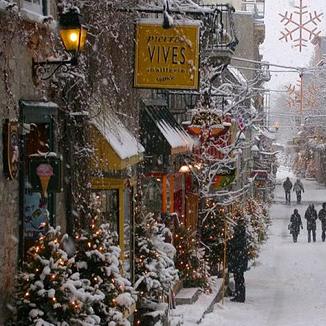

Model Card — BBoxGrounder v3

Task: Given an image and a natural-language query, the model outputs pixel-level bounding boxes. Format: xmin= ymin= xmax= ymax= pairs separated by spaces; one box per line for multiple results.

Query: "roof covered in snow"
xmin=141 ymin=105 xmax=194 ymax=155
xmin=92 ymin=111 xmax=144 ymax=160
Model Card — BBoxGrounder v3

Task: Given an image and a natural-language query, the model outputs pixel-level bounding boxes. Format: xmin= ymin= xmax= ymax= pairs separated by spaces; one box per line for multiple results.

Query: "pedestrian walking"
xmin=289 ymin=209 xmax=303 ymax=242
xmin=228 ymin=216 xmax=249 ymax=303
xmin=293 ymin=178 xmax=304 ymax=204
xmin=318 ymin=203 xmax=326 ymax=242
xmin=304 ymin=203 xmax=318 ymax=243
xmin=283 ymin=177 xmax=293 ymax=204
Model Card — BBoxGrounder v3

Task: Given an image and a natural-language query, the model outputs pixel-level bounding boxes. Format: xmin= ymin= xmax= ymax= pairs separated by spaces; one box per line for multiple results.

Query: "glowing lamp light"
xmin=32 ymin=9 xmax=87 ymax=80
xmin=179 ymin=165 xmax=192 ymax=173
xmin=59 ymin=10 xmax=87 ymax=54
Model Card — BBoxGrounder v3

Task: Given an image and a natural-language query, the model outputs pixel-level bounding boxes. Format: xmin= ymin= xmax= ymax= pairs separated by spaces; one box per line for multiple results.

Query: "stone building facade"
xmin=0 ymin=1 xmax=145 ymax=322
xmin=0 ymin=1 xmax=65 ymax=322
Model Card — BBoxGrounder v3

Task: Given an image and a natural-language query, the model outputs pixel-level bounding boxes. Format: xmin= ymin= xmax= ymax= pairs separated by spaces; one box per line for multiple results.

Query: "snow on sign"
xmin=279 ymin=0 xmax=323 ymax=52
xmin=134 ymin=19 xmax=200 ymax=90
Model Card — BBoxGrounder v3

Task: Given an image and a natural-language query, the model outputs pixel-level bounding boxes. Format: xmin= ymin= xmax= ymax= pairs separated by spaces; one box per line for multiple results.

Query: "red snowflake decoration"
xmin=286 ymin=79 xmax=319 ymax=110
xmin=279 ymin=0 xmax=323 ymax=52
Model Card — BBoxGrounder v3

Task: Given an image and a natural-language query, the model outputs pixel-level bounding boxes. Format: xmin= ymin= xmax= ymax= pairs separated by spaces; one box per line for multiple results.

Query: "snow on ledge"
xmin=0 ymin=1 xmax=57 ymax=29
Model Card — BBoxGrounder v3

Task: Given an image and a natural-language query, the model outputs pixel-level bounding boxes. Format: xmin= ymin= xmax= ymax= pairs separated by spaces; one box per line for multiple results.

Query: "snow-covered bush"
xmin=74 ymin=223 xmax=136 ymax=325
xmin=135 ymin=213 xmax=178 ymax=303
xmin=14 ymin=226 xmax=99 ymax=325
xmin=174 ymin=225 xmax=211 ymax=291
xmin=245 ymin=198 xmax=270 ymax=261
xmin=13 ymin=224 xmax=135 ymax=325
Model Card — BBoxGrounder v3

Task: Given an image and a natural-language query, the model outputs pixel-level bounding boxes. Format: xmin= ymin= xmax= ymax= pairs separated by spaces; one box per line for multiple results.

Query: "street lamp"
xmin=59 ymin=10 xmax=87 ymax=54
xmin=32 ymin=9 xmax=87 ymax=81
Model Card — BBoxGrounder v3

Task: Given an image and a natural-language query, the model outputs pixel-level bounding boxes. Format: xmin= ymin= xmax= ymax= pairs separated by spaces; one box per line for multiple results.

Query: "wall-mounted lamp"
xmin=32 ymin=9 xmax=87 ymax=81
xmin=179 ymin=165 xmax=191 ymax=173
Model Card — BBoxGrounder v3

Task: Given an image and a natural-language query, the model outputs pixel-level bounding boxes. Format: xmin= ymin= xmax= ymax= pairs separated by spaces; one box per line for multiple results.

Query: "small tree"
xmin=75 ymin=223 xmax=136 ymax=325
xmin=201 ymin=202 xmax=228 ymax=274
xmin=174 ymin=225 xmax=210 ymax=291
xmin=14 ymin=223 xmax=136 ymax=326
xmin=134 ymin=213 xmax=178 ymax=303
xmin=14 ymin=226 xmax=98 ymax=325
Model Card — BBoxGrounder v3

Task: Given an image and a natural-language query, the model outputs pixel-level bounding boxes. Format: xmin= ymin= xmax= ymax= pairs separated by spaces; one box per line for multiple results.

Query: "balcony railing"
xmin=201 ymin=4 xmax=238 ymax=63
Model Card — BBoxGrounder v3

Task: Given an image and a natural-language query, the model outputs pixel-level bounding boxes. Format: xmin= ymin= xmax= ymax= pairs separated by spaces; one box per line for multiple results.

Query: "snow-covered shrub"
xmin=14 ymin=226 xmax=98 ymax=325
xmin=74 ymin=223 xmax=136 ymax=325
xmin=174 ymin=225 xmax=211 ymax=291
xmin=244 ymin=198 xmax=270 ymax=261
xmin=135 ymin=213 xmax=179 ymax=303
xmin=13 ymin=224 xmax=136 ymax=326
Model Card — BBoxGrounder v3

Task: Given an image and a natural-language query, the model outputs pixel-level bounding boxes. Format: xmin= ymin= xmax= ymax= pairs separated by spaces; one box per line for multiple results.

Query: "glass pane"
xmin=92 ymin=190 xmax=119 ymax=235
xmin=23 ymin=0 xmax=43 ymax=15
xmin=142 ymin=177 xmax=162 ymax=218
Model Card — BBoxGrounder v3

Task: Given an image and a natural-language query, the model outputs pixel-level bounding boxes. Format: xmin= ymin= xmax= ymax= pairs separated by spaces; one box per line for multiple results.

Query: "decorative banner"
xmin=29 ymin=156 xmax=63 ymax=194
xmin=3 ymin=120 xmax=19 ymax=180
xmin=279 ymin=0 xmax=323 ymax=52
xmin=134 ymin=20 xmax=200 ymax=90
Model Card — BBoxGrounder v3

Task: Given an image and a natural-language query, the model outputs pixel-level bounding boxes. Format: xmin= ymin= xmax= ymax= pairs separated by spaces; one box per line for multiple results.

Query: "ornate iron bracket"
xmin=32 ymin=56 xmax=78 ymax=81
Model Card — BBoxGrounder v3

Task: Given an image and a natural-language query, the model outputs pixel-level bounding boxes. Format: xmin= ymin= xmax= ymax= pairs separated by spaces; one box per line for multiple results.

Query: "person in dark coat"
xmin=293 ymin=179 xmax=304 ymax=204
xmin=228 ymin=217 xmax=248 ymax=303
xmin=304 ymin=204 xmax=318 ymax=242
xmin=289 ymin=209 xmax=303 ymax=242
xmin=318 ymin=203 xmax=326 ymax=242
xmin=283 ymin=177 xmax=293 ymax=204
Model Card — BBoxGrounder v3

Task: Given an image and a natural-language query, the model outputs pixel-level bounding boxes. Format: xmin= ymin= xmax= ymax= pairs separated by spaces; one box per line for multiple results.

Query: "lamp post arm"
xmin=32 ymin=56 xmax=78 ymax=81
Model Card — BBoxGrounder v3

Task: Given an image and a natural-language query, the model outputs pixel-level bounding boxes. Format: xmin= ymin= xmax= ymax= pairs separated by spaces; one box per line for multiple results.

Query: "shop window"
xmin=23 ymin=123 xmax=53 ymax=248
xmin=143 ymin=177 xmax=162 ymax=218
xmin=22 ymin=0 xmax=48 ymax=16
xmin=20 ymin=109 xmax=57 ymax=256
xmin=94 ymin=190 xmax=119 ymax=236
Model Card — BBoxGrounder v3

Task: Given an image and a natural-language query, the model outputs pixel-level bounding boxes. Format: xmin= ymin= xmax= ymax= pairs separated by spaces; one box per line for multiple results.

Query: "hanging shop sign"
xmin=3 ymin=120 xmax=19 ymax=180
xmin=29 ymin=155 xmax=63 ymax=197
xmin=134 ymin=19 xmax=200 ymax=90
xmin=212 ymin=169 xmax=236 ymax=190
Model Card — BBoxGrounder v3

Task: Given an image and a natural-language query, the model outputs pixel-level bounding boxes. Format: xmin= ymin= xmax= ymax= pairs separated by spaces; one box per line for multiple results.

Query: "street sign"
xmin=134 ymin=19 xmax=200 ymax=90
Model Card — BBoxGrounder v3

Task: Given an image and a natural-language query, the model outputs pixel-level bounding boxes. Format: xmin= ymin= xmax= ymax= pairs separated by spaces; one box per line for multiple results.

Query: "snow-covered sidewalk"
xmin=196 ymin=175 xmax=326 ymax=326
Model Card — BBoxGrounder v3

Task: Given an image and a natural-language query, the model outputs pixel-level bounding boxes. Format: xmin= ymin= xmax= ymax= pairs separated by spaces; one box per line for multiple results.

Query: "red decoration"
xmin=279 ymin=0 xmax=323 ymax=52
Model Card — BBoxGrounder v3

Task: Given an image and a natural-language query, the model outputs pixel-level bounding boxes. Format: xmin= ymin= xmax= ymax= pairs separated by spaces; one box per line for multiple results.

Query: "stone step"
xmin=172 ymin=277 xmax=224 ymax=324
xmin=175 ymin=287 xmax=201 ymax=305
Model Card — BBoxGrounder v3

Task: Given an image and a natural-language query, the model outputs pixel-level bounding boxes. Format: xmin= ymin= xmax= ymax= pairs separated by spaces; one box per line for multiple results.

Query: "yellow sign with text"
xmin=134 ymin=20 xmax=200 ymax=90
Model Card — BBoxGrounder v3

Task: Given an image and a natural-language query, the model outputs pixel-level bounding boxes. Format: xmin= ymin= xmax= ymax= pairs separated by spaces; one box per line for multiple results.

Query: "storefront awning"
xmin=90 ymin=112 xmax=144 ymax=171
xmin=141 ymin=103 xmax=194 ymax=155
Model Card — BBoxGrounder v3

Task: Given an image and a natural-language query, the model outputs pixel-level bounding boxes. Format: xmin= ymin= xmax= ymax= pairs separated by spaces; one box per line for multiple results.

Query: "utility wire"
xmin=232 ymin=56 xmax=302 ymax=71
xmin=232 ymin=65 xmax=299 ymax=73
xmin=233 ymin=56 xmax=326 ymax=74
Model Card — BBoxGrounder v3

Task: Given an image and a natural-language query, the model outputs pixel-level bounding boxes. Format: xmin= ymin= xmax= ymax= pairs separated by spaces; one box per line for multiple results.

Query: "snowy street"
xmin=199 ymin=173 xmax=326 ymax=326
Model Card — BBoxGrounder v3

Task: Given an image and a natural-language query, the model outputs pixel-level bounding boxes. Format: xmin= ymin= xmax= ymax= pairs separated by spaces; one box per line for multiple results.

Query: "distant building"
xmin=312 ymin=35 xmax=326 ymax=65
